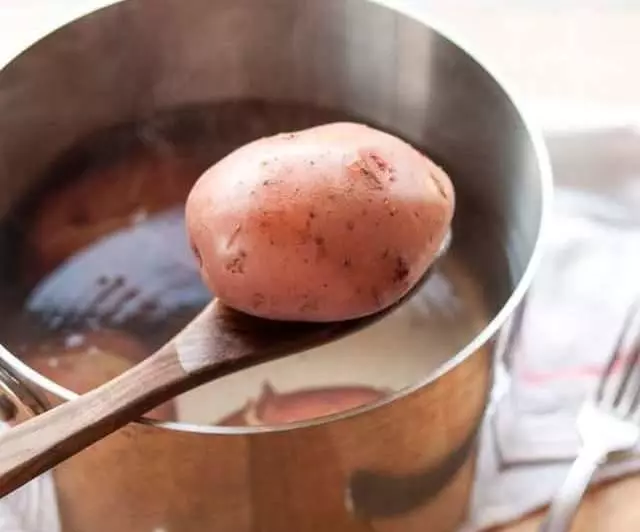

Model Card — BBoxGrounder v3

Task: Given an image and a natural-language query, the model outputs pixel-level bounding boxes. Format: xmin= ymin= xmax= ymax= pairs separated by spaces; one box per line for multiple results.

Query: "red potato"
xmin=185 ymin=122 xmax=454 ymax=322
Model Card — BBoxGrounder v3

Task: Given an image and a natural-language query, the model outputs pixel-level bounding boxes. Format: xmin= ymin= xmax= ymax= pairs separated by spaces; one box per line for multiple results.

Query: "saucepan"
xmin=0 ymin=0 xmax=551 ymax=530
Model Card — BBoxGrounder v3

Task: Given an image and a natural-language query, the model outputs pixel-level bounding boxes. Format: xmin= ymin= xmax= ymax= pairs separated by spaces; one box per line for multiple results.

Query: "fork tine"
xmin=597 ymin=303 xmax=640 ymax=403
xmin=614 ymin=344 xmax=640 ymax=410
xmin=622 ymin=337 xmax=640 ymax=417
xmin=612 ymin=304 xmax=640 ymax=409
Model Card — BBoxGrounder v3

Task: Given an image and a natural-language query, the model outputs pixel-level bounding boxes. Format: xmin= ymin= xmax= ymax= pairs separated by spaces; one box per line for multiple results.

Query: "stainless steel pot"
xmin=0 ymin=0 xmax=551 ymax=530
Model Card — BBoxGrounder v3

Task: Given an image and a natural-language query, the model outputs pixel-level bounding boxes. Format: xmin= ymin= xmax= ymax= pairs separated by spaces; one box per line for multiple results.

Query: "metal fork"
xmin=540 ymin=303 xmax=640 ymax=532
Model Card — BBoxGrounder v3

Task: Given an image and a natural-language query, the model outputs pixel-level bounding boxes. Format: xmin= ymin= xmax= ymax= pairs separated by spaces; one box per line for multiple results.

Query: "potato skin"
xmin=185 ymin=122 xmax=454 ymax=322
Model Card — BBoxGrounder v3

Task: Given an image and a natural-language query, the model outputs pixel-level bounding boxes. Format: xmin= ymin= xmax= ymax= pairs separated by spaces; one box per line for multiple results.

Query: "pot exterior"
xmin=48 ymin=344 xmax=491 ymax=532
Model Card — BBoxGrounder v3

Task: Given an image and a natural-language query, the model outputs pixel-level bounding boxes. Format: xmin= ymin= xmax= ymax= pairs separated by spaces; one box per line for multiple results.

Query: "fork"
xmin=540 ymin=303 xmax=640 ymax=532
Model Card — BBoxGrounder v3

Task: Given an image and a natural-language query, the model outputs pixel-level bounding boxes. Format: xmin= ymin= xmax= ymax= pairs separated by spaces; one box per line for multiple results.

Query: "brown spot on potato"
xmin=226 ymin=251 xmax=247 ymax=274
xmin=392 ymin=256 xmax=410 ymax=283
xmin=346 ymin=220 xmax=355 ymax=231
xmin=369 ymin=153 xmax=390 ymax=172
xmin=343 ymin=257 xmax=352 ymax=268
xmin=347 ymin=156 xmax=384 ymax=190
xmin=226 ymin=258 xmax=243 ymax=273
xmin=308 ymin=211 xmax=316 ymax=219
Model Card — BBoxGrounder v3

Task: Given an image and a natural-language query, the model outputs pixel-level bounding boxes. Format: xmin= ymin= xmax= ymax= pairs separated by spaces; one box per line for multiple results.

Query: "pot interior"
xmin=0 ymin=0 xmax=544 ymax=429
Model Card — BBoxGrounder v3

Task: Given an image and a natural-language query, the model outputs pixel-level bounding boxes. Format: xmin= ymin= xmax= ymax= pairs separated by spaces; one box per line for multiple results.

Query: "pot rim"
xmin=0 ymin=0 xmax=553 ymax=435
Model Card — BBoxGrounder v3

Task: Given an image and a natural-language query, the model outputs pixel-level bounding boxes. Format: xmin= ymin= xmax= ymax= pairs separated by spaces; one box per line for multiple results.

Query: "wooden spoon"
xmin=0 ymin=262 xmax=439 ymax=498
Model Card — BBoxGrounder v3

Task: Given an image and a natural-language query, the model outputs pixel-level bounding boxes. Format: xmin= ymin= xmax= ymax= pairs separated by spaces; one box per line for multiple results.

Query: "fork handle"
xmin=539 ymin=445 xmax=607 ymax=532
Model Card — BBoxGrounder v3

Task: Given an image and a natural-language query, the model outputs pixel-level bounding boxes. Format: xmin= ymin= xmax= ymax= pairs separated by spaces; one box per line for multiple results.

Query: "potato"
xmin=185 ymin=122 xmax=454 ymax=321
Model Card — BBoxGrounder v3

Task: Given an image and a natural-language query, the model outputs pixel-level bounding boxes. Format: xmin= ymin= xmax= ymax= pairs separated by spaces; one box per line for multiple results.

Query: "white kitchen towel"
xmin=0 ymin=423 xmax=61 ymax=532
xmin=465 ymin=126 xmax=640 ymax=530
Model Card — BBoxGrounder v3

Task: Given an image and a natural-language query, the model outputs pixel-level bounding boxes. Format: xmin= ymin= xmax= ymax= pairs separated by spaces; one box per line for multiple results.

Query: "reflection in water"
xmin=26 ymin=207 xmax=209 ymax=330
xmin=217 ymin=381 xmax=390 ymax=426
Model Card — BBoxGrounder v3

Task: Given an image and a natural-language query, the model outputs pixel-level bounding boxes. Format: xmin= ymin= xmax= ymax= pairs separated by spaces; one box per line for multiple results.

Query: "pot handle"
xmin=0 ymin=347 xmax=50 ymax=421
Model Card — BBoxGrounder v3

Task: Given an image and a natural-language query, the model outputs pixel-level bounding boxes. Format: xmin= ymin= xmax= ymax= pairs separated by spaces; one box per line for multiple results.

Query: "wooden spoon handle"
xmin=0 ymin=296 xmax=386 ymax=497
xmin=0 ymin=341 xmax=186 ymax=497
